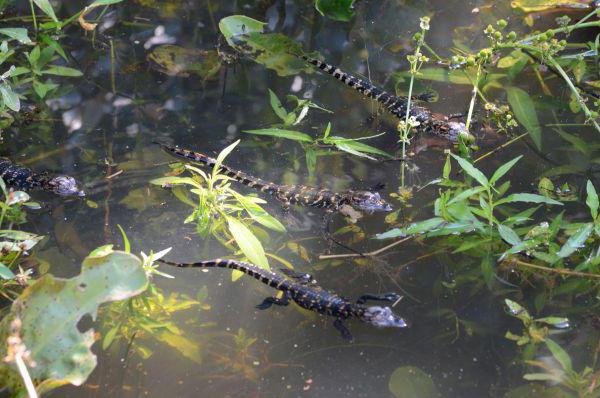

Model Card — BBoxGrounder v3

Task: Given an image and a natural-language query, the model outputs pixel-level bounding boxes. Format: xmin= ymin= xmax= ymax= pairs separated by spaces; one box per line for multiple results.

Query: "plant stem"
xmin=15 ymin=354 xmax=38 ymax=398
xmin=318 ymin=236 xmax=412 ymax=260
xmin=29 ymin=0 xmax=37 ymax=31
xmin=465 ymin=63 xmax=482 ymax=133
xmin=509 ymin=259 xmax=600 ymax=280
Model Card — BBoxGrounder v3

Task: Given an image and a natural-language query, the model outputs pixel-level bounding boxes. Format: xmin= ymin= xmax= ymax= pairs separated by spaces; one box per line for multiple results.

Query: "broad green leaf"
xmin=0 ymin=262 xmax=15 ymax=279
xmin=498 ymin=224 xmax=522 ymax=246
xmin=450 ymin=154 xmax=489 ymax=187
xmin=219 ymin=15 xmax=266 ymax=43
xmin=495 ymin=193 xmax=563 ymax=206
xmin=0 ymin=250 xmax=148 ymax=386
xmin=490 ymin=156 xmax=523 ymax=185
xmin=389 ymin=366 xmax=439 ymax=398
xmin=506 ymin=87 xmax=542 ymax=150
xmin=0 ymin=83 xmax=20 ymax=112
xmin=243 ymin=128 xmax=314 ymax=142
xmin=33 ymin=0 xmax=59 ymax=23
xmin=315 ymin=0 xmax=356 ymax=22
xmin=268 ymin=89 xmax=288 ymax=122
xmin=586 ymin=180 xmax=598 ymax=220
xmin=226 ymin=216 xmax=269 ymax=272
xmin=557 ymin=222 xmax=593 ymax=258
xmin=43 ymin=65 xmax=83 ymax=77
xmin=0 ymin=28 xmax=31 ymax=44
xmin=511 ymin=0 xmax=590 ymax=12
xmin=545 ymin=339 xmax=573 ymax=372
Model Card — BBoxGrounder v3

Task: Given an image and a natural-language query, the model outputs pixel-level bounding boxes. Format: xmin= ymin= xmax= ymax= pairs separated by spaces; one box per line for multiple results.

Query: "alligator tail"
xmin=159 ymin=259 xmax=289 ymax=289
xmin=301 ymin=55 xmax=406 ymax=116
xmin=155 ymin=142 xmax=279 ymax=194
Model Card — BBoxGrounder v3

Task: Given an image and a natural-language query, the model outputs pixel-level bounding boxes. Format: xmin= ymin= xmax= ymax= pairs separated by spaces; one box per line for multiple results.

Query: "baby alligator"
xmin=302 ymin=55 xmax=471 ymax=142
xmin=0 ymin=158 xmax=85 ymax=197
xmin=159 ymin=258 xmax=408 ymax=340
xmin=157 ymin=142 xmax=392 ymax=213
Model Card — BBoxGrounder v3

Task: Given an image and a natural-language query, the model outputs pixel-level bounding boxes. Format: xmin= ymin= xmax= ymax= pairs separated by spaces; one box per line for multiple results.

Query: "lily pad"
xmin=147 ymin=45 xmax=221 ymax=79
xmin=219 ymin=15 xmax=317 ymax=76
xmin=0 ymin=249 xmax=148 ymax=387
xmin=389 ymin=366 xmax=440 ymax=398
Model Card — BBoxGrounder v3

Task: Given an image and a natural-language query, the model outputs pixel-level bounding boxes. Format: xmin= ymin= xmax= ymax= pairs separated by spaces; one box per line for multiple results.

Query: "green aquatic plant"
xmin=267 ymin=88 xmax=332 ymax=128
xmin=504 ymin=299 xmax=599 ymax=397
xmin=151 ymin=140 xmax=286 ymax=278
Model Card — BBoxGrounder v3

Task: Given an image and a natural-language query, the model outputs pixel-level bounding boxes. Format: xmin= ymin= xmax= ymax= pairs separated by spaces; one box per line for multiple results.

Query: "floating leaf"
xmin=315 ymin=0 xmax=356 ymax=21
xmin=389 ymin=366 xmax=439 ymax=398
xmin=147 ymin=45 xmax=221 ymax=79
xmin=0 ymin=249 xmax=148 ymax=386
xmin=511 ymin=0 xmax=593 ymax=13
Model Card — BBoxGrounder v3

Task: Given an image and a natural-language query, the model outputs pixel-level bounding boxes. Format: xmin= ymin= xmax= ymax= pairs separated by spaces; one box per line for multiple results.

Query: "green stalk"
xmin=465 ymin=63 xmax=482 ymax=133
xmin=29 ymin=0 xmax=37 ymax=31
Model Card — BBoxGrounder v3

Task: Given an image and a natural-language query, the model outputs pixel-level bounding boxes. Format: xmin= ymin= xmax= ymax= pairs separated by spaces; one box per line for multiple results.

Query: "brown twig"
xmin=509 ymin=259 xmax=600 ymax=280
xmin=318 ymin=236 xmax=412 ymax=260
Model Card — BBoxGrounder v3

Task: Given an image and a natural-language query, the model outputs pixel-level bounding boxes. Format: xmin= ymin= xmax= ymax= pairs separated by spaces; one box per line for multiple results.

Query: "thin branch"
xmin=319 ymin=236 xmax=412 ymax=260
xmin=509 ymin=259 xmax=600 ymax=280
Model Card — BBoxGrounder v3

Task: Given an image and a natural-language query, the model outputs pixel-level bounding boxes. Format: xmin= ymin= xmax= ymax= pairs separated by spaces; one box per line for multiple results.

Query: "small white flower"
xmin=420 ymin=17 xmax=430 ymax=31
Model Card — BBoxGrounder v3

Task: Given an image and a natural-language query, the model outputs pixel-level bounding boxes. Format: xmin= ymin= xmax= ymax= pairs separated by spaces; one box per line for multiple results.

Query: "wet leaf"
xmin=498 ymin=224 xmax=522 ymax=246
xmin=268 ymin=89 xmax=288 ymax=122
xmin=329 ymin=137 xmax=392 ymax=159
xmin=0 ymin=28 xmax=32 ymax=44
xmin=557 ymin=222 xmax=593 ymax=258
xmin=315 ymin=0 xmax=356 ymax=21
xmin=389 ymin=366 xmax=439 ymax=398
xmin=0 ymin=249 xmax=148 ymax=386
xmin=495 ymin=193 xmax=563 ymax=206
xmin=0 ymin=83 xmax=20 ymax=112
xmin=490 ymin=156 xmax=523 ymax=185
xmin=506 ymin=87 xmax=542 ymax=150
xmin=376 ymin=217 xmax=445 ymax=239
xmin=243 ymin=128 xmax=314 ymax=142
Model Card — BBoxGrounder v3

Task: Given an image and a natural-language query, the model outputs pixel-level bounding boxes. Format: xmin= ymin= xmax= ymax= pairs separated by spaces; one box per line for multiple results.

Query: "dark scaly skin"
xmin=0 ymin=158 xmax=85 ymax=197
xmin=302 ymin=55 xmax=471 ymax=142
xmin=160 ymin=258 xmax=408 ymax=340
xmin=156 ymin=142 xmax=392 ymax=213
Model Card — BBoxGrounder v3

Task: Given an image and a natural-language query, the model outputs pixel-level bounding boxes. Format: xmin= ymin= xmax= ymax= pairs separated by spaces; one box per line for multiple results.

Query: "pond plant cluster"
xmin=0 ymin=0 xmax=598 ymax=397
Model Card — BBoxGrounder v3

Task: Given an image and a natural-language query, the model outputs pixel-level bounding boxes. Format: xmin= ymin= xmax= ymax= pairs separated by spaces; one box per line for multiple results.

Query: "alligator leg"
xmin=280 ymin=268 xmax=316 ymax=284
xmin=256 ymin=294 xmax=290 ymax=310
xmin=356 ymin=293 xmax=402 ymax=305
xmin=333 ymin=319 xmax=353 ymax=341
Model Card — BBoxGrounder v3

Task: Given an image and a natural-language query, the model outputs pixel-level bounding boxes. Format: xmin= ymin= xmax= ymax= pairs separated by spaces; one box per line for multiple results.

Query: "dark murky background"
xmin=5 ymin=0 xmax=595 ymax=396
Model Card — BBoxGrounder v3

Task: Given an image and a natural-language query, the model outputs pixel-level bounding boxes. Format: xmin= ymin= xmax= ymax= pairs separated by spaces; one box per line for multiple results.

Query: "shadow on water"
xmin=0 ymin=0 xmax=594 ymax=397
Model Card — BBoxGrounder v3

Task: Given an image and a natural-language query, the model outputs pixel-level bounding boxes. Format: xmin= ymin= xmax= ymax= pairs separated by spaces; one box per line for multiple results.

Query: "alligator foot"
xmin=280 ymin=268 xmax=316 ymax=284
xmin=356 ymin=293 xmax=402 ymax=305
xmin=333 ymin=318 xmax=353 ymax=341
xmin=256 ymin=295 xmax=290 ymax=310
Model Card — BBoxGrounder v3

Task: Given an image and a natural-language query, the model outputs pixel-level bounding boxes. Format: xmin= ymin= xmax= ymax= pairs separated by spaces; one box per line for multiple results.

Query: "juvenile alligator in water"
xmin=159 ymin=258 xmax=408 ymax=340
xmin=156 ymin=142 xmax=392 ymax=213
xmin=0 ymin=158 xmax=85 ymax=197
xmin=302 ymin=55 xmax=471 ymax=142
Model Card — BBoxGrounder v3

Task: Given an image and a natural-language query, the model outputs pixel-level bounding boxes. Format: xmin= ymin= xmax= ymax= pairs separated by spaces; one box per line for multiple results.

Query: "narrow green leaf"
xmin=489 ymin=156 xmax=522 ymax=185
xmin=447 ymin=186 xmax=486 ymax=205
xmin=42 ymin=66 xmax=83 ymax=77
xmin=545 ymin=339 xmax=573 ymax=372
xmin=586 ymin=180 xmax=599 ymax=220
xmin=330 ymin=137 xmax=392 ymax=158
xmin=268 ymin=89 xmax=288 ymax=122
xmin=557 ymin=222 xmax=594 ymax=258
xmin=117 ymin=224 xmax=131 ymax=253
xmin=213 ymin=140 xmax=240 ymax=178
xmin=495 ymin=193 xmax=563 ymax=206
xmin=523 ymin=373 xmax=563 ymax=382
xmin=506 ymin=86 xmax=542 ymax=150
xmin=88 ymin=0 xmax=124 ymax=6
xmin=33 ymin=0 xmax=59 ymax=23
xmin=450 ymin=154 xmax=489 ymax=187
xmin=376 ymin=217 xmax=445 ymax=240
xmin=243 ymin=128 xmax=314 ymax=142
xmin=226 ymin=217 xmax=269 ymax=271
xmin=102 ymin=326 xmax=119 ymax=350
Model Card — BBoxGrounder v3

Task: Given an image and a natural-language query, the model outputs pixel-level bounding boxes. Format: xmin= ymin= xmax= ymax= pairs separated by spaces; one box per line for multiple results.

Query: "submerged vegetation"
xmin=0 ymin=0 xmax=599 ymax=397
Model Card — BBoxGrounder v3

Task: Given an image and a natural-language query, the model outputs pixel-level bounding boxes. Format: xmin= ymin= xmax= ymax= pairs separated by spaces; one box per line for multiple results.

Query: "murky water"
xmin=4 ymin=0 xmax=596 ymax=397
